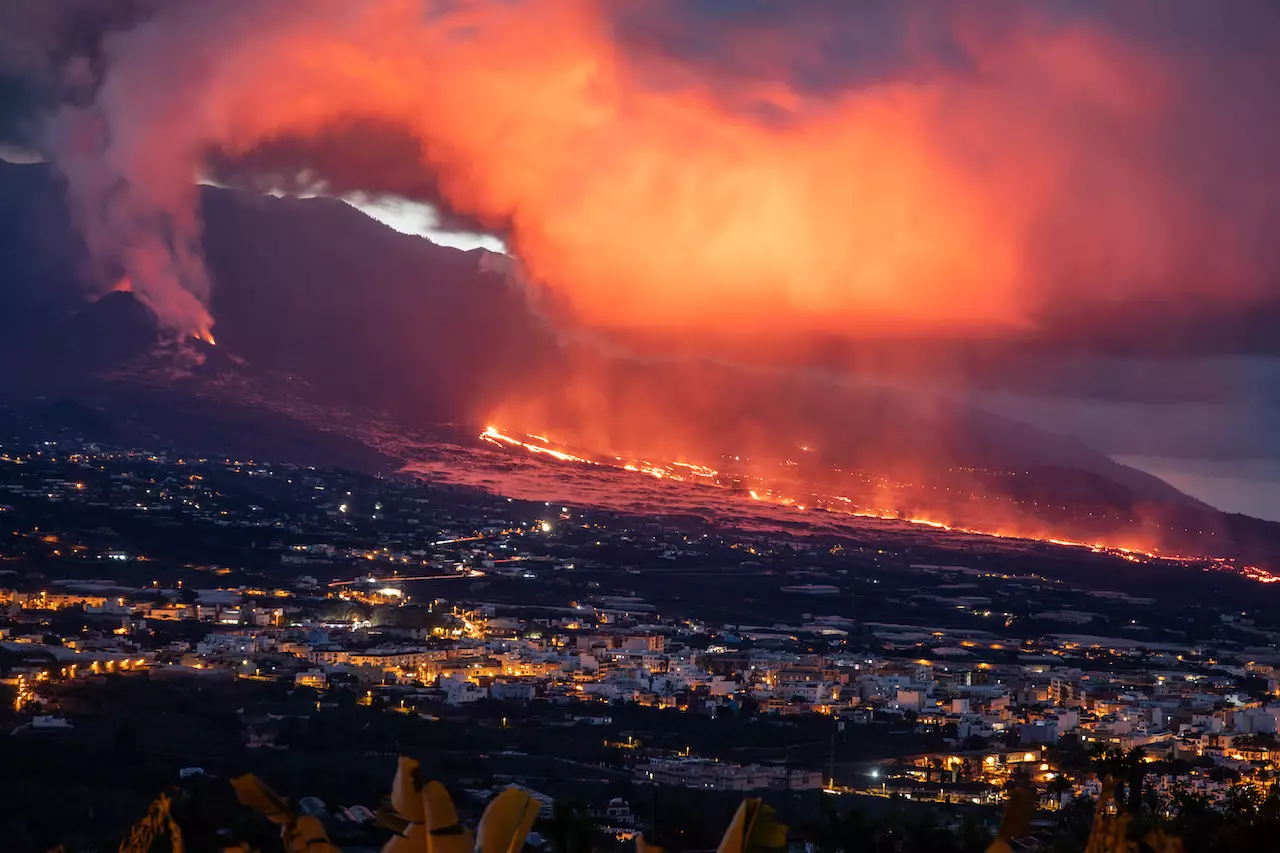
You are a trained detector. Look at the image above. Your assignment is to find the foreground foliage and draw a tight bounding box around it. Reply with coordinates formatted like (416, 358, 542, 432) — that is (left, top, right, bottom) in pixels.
(102, 760, 1280, 853)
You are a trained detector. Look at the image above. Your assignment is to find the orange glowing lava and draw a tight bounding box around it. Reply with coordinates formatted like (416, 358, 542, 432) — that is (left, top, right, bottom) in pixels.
(1240, 566, 1280, 584)
(476, 424, 1274, 583)
(481, 426, 595, 465)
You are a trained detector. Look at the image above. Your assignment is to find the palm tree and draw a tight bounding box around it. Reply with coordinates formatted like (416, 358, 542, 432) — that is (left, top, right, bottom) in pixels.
(1122, 747, 1147, 814)
(1089, 746, 1147, 814)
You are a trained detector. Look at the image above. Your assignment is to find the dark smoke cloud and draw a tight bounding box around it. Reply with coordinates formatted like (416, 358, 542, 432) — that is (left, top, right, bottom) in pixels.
(0, 0, 163, 143)
(0, 1, 1275, 355)
(0, 0, 1279, 406)
(205, 119, 499, 237)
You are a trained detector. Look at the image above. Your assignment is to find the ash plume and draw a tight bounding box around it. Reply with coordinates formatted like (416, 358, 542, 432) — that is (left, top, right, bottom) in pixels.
(4, 0, 1276, 350)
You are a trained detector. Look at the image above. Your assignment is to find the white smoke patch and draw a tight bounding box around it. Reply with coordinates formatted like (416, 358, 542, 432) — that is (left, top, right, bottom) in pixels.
(0, 144, 43, 163)
(344, 193, 507, 254)
(50, 105, 213, 341)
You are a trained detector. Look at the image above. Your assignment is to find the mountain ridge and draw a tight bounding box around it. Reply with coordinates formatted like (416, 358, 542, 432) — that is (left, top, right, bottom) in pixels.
(4, 159, 1277, 563)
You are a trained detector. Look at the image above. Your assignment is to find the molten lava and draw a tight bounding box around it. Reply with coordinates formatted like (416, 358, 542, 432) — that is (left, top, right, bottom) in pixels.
(481, 425, 595, 465)
(475, 424, 1277, 584)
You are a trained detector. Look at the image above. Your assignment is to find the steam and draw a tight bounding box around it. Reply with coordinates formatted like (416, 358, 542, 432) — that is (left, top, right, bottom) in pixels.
(54, 106, 213, 339)
(23, 0, 1280, 347)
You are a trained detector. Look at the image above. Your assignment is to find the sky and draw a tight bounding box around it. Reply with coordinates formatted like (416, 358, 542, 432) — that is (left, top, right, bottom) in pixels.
(1, 0, 1280, 519)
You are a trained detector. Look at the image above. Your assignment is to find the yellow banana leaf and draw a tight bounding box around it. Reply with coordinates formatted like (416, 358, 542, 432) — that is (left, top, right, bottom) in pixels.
(232, 775, 338, 853)
(1103, 814, 1133, 853)
(1083, 780, 1137, 853)
(979, 776, 1182, 853)
(392, 757, 426, 820)
(1085, 782, 1110, 853)
(475, 788, 540, 853)
(425, 781, 474, 853)
(231, 774, 297, 826)
(382, 757, 428, 853)
(718, 800, 749, 853)
(716, 799, 786, 853)
(117, 795, 184, 853)
(1143, 829, 1185, 853)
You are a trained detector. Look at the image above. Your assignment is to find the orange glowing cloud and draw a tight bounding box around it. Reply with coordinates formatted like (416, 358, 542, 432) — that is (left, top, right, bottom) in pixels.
(50, 0, 1263, 345)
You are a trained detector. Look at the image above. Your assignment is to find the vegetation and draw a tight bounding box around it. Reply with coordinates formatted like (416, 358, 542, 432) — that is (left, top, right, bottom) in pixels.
(109, 760, 1280, 853)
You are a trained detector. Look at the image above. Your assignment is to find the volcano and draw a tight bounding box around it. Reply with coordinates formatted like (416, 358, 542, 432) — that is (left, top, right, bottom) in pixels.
(2, 159, 1279, 568)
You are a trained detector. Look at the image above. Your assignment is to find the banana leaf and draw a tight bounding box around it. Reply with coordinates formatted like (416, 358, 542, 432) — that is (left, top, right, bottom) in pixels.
(231, 775, 297, 826)
(425, 781, 474, 853)
(475, 788, 540, 853)
(716, 799, 786, 853)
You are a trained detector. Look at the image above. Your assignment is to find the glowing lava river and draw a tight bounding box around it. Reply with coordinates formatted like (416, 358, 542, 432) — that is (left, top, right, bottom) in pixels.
(393, 425, 1280, 586)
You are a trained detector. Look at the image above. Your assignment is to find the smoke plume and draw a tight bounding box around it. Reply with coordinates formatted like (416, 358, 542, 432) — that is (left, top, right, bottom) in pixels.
(22, 0, 1279, 347)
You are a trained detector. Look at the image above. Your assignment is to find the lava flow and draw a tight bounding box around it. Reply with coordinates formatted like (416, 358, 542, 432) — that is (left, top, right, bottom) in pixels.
(474, 426, 1280, 585)
(485, 426, 718, 484)
(480, 425, 595, 465)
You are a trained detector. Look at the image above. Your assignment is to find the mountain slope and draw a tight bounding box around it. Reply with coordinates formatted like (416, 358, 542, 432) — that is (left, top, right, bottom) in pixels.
(3, 159, 1274, 561)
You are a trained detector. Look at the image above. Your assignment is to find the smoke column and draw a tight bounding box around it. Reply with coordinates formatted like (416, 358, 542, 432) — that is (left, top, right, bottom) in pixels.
(39, 0, 1277, 346)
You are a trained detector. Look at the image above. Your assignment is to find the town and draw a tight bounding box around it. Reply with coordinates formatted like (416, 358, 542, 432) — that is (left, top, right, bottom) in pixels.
(2, 422, 1279, 851)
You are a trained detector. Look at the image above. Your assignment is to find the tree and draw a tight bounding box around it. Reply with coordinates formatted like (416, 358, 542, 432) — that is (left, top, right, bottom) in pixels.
(1166, 783, 1280, 853)
(1123, 747, 1148, 813)
(1048, 794, 1096, 853)
(542, 800, 598, 853)
(1090, 746, 1147, 813)
(1046, 773, 1072, 806)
